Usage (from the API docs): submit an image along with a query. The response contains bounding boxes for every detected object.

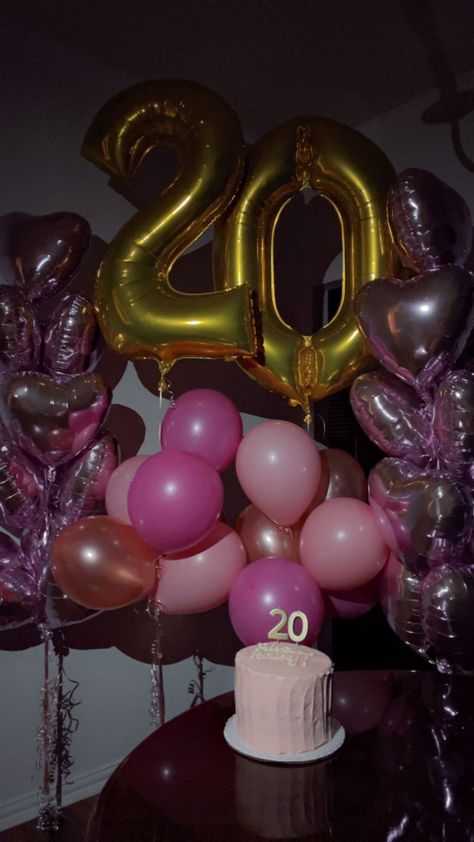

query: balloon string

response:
[147,592,166,728]
[157,361,175,445]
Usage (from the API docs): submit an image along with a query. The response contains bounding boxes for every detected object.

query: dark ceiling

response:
[3,0,474,134]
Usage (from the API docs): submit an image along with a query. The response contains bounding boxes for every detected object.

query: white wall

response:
[1,22,473,829]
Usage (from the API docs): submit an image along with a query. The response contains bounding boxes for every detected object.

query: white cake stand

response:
[223,716,345,764]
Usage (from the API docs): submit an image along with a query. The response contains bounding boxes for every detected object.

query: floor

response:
[0,797,95,842]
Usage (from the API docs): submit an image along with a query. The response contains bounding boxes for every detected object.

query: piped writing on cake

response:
[250,642,319,668]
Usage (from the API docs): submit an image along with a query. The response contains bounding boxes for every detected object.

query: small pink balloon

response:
[236,420,321,526]
[322,571,383,619]
[300,498,389,591]
[155,522,247,615]
[128,449,224,553]
[228,556,325,646]
[105,455,149,524]
[161,389,242,472]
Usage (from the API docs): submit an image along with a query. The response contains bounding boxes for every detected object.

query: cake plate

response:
[223,716,345,764]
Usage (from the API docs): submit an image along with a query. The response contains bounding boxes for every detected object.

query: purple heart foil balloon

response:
[369,458,473,577]
[55,432,119,525]
[0,211,91,303]
[387,169,472,273]
[350,369,434,466]
[379,555,429,657]
[0,443,44,533]
[0,372,111,467]
[355,266,474,397]
[0,530,29,604]
[0,286,41,373]
[422,565,474,675]
[42,294,101,376]
[434,369,474,487]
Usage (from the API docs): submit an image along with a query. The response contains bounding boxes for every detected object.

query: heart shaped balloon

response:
[368,458,473,576]
[356,266,474,395]
[0,444,44,532]
[388,169,472,272]
[422,565,474,674]
[57,432,119,523]
[434,369,474,486]
[0,530,29,603]
[43,293,100,375]
[350,369,434,466]
[0,286,41,373]
[0,372,110,467]
[5,212,91,303]
[379,553,428,657]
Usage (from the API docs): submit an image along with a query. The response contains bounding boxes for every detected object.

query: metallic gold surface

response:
[214,117,398,412]
[82,81,255,369]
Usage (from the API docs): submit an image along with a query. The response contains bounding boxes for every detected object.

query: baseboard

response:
[0,759,120,831]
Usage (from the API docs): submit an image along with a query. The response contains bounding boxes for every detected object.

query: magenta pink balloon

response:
[228,556,325,646]
[154,522,247,614]
[161,389,242,472]
[105,455,149,523]
[235,420,321,526]
[322,572,383,619]
[128,449,224,553]
[300,498,389,591]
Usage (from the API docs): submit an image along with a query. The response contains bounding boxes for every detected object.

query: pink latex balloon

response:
[300,498,389,591]
[228,556,324,646]
[128,449,224,553]
[161,389,242,472]
[322,571,383,619]
[155,522,247,614]
[236,420,321,526]
[105,455,149,523]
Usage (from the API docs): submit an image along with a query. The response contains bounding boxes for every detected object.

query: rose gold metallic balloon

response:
[309,448,367,510]
[51,515,158,610]
[235,504,300,563]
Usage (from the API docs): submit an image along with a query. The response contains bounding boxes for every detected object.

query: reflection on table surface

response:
[88,670,474,841]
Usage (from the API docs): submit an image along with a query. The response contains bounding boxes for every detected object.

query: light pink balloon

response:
[235,420,321,526]
[155,522,247,614]
[105,455,149,524]
[300,498,389,591]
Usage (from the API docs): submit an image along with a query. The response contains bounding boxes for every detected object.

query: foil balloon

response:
[82,80,255,370]
[379,553,428,656]
[0,530,28,603]
[434,369,474,486]
[235,504,301,563]
[0,372,111,467]
[1,211,91,302]
[214,116,397,416]
[43,294,100,375]
[369,458,473,576]
[388,169,473,272]
[422,565,474,674]
[355,266,474,396]
[57,432,119,523]
[350,369,434,466]
[0,445,44,532]
[0,286,41,372]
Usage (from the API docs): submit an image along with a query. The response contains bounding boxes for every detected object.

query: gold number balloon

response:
[81,80,256,380]
[214,119,398,417]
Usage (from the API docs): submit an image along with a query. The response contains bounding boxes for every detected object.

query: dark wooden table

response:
[87,670,474,841]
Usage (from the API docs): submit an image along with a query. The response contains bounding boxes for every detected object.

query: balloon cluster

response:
[351,169,474,673]
[0,211,121,627]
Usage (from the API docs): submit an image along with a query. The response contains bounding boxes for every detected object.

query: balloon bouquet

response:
[351,169,474,674]
[0,211,119,829]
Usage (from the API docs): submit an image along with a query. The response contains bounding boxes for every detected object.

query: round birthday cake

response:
[234,641,333,756]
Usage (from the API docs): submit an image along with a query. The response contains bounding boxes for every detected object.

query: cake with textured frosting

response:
[235,641,333,755]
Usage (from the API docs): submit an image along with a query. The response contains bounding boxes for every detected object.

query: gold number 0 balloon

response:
[81,80,256,381]
[214,119,398,418]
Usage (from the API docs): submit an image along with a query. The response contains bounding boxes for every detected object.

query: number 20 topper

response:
[214,118,398,419]
[81,80,256,383]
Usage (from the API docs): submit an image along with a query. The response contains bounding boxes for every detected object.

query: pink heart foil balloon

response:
[0,286,41,372]
[434,369,474,487]
[43,293,100,375]
[368,458,473,577]
[4,212,91,302]
[422,565,474,674]
[350,369,434,466]
[356,266,474,395]
[0,372,110,467]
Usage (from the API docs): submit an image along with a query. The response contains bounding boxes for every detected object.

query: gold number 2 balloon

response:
[214,119,398,418]
[81,80,256,382]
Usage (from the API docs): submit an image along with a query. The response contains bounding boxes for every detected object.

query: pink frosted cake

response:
[235,642,333,755]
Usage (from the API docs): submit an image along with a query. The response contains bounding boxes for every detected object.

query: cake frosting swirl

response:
[235,642,333,755]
